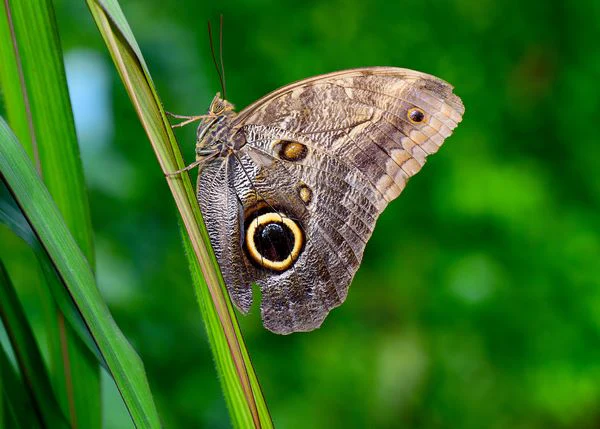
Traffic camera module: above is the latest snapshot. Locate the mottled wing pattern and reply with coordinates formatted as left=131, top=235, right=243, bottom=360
left=197, top=156, right=254, bottom=311
left=201, top=149, right=340, bottom=331
left=202, top=67, right=464, bottom=334
left=235, top=68, right=464, bottom=204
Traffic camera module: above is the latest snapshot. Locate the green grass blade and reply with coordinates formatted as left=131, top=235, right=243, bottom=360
left=181, top=233, right=273, bottom=425
left=0, top=187, right=105, bottom=368
left=0, top=261, right=70, bottom=428
left=85, top=1, right=272, bottom=426
left=0, top=1, right=100, bottom=426
left=0, top=341, right=41, bottom=429
left=0, top=2, right=95, bottom=255
left=0, top=346, right=2, bottom=426
left=0, top=1, right=31, bottom=157
left=0, top=118, right=161, bottom=428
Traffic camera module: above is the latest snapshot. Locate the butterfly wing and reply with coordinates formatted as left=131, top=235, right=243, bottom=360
left=234, top=67, right=463, bottom=211
left=200, top=67, right=464, bottom=334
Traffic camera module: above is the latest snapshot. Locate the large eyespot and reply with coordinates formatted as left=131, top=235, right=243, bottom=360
left=273, top=140, right=308, bottom=162
left=245, top=212, right=304, bottom=272
left=407, top=107, right=426, bottom=124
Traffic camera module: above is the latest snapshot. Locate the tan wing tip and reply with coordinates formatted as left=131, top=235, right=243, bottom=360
left=446, top=91, right=465, bottom=121
left=443, top=92, right=465, bottom=126
left=417, top=75, right=465, bottom=125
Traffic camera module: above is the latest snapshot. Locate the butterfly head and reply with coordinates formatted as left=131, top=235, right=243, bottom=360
left=208, top=92, right=234, bottom=116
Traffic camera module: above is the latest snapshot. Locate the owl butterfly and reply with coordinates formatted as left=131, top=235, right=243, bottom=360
left=186, top=67, right=464, bottom=334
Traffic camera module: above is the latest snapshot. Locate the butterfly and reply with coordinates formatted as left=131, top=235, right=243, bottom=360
left=178, top=67, right=464, bottom=334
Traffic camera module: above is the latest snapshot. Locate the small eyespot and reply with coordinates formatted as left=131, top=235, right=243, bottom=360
left=408, top=107, right=426, bottom=124
left=244, top=212, right=304, bottom=272
left=274, top=140, right=308, bottom=162
left=297, top=183, right=313, bottom=205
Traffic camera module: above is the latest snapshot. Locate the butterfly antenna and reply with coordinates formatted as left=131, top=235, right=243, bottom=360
left=219, top=14, right=227, bottom=100
left=208, top=20, right=226, bottom=99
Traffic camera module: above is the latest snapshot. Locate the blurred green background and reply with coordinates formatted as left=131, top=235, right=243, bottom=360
left=4, top=0, right=600, bottom=427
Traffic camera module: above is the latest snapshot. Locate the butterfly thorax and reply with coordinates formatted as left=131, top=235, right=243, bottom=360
left=195, top=94, right=243, bottom=160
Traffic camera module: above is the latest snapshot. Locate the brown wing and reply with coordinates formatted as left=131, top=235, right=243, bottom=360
left=220, top=67, right=464, bottom=334
left=235, top=67, right=463, bottom=202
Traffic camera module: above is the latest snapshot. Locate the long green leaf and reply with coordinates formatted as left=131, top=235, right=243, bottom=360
left=0, top=261, right=69, bottom=428
left=0, top=341, right=41, bottom=429
left=0, top=117, right=161, bottom=428
left=0, top=346, right=2, bottom=427
left=85, top=1, right=272, bottom=426
left=0, top=1, right=100, bottom=426
left=0, top=186, right=104, bottom=368
left=0, top=0, right=95, bottom=253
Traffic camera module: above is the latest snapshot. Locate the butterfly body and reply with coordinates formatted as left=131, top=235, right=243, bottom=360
left=194, top=67, right=464, bottom=334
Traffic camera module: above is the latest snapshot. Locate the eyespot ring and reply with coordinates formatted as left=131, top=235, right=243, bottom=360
left=407, top=107, right=426, bottom=124
left=245, top=212, right=304, bottom=272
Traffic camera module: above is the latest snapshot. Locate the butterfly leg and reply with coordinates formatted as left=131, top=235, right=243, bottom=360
left=164, top=151, right=219, bottom=177
left=164, top=160, right=203, bottom=177
left=166, top=111, right=207, bottom=128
